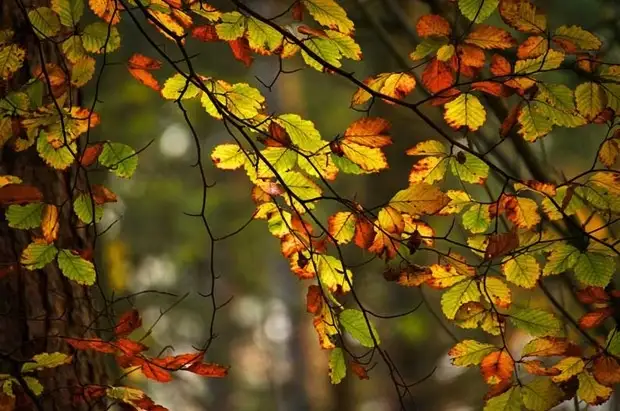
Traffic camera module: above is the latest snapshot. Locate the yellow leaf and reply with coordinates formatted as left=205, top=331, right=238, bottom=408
left=502, top=254, right=540, bottom=289
left=302, top=0, right=354, bottom=35
left=575, top=82, right=606, bottom=121
left=578, top=372, right=612, bottom=405
left=328, top=212, right=356, bottom=244
left=352, top=72, right=416, bottom=105
left=444, top=93, right=486, bottom=131
left=551, top=357, right=584, bottom=382
left=389, top=183, right=449, bottom=216
left=499, top=0, right=547, bottom=34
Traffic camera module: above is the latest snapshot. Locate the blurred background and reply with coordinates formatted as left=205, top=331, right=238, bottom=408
left=83, top=0, right=620, bottom=410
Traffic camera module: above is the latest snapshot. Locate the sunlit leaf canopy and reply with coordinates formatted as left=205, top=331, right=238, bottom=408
left=1, top=0, right=620, bottom=410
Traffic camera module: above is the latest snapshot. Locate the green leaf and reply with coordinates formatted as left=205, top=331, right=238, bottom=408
left=449, top=340, right=496, bottom=366
left=450, top=152, right=489, bottom=184
left=61, top=35, right=86, bottom=63
left=517, top=102, right=553, bottom=142
left=509, top=307, right=562, bottom=336
left=22, top=352, right=72, bottom=373
left=484, top=386, right=522, bottom=411
left=329, top=348, right=346, bottom=384
left=57, top=249, right=96, bottom=285
left=444, top=93, right=487, bottom=131
left=23, top=376, right=43, bottom=396
left=276, top=114, right=323, bottom=152
left=462, top=204, right=491, bottom=233
left=0, top=44, right=25, bottom=79
left=554, top=25, right=601, bottom=51
left=573, top=251, right=615, bottom=287
left=6, top=203, right=44, bottom=229
left=215, top=11, right=247, bottom=40
left=246, top=17, right=283, bottom=54
left=28, top=7, right=61, bottom=38
left=302, top=0, right=354, bottom=35
left=99, top=142, right=138, bottom=178
left=339, top=309, right=380, bottom=347
left=51, top=0, right=84, bottom=27
left=543, top=242, right=579, bottom=275
left=458, top=0, right=499, bottom=23
left=441, top=279, right=481, bottom=320
left=409, top=38, right=446, bottom=61
left=501, top=254, right=540, bottom=289
left=575, top=82, right=605, bottom=120
left=20, top=241, right=58, bottom=270
left=73, top=193, right=103, bottom=224
left=302, top=37, right=343, bottom=71
left=514, top=49, right=565, bottom=74
left=81, top=22, right=120, bottom=54
left=520, top=377, right=563, bottom=411
left=36, top=132, right=76, bottom=170
left=161, top=73, right=200, bottom=100
left=606, top=329, right=620, bottom=356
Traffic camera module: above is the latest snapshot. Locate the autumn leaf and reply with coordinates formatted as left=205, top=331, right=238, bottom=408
left=480, top=350, right=514, bottom=385
left=416, top=15, right=451, bottom=38
left=444, top=93, right=487, bottom=131
left=352, top=72, right=416, bottom=105
left=114, top=309, right=142, bottom=337
left=41, top=204, right=59, bottom=243
left=0, top=184, right=43, bottom=205
left=465, top=25, right=515, bottom=50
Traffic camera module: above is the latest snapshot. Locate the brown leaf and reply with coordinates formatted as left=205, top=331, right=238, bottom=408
left=484, top=231, right=519, bottom=260
left=91, top=184, right=117, bottom=205
left=0, top=184, right=43, bottom=205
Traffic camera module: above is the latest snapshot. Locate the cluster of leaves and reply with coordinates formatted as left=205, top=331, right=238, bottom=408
left=2, top=0, right=620, bottom=409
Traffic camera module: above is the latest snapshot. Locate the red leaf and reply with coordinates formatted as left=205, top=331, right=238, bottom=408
left=129, top=68, right=161, bottom=91
left=292, top=1, right=304, bottom=21
left=115, top=338, right=148, bottom=356
left=80, top=143, right=104, bottom=167
left=114, top=309, right=142, bottom=337
left=228, top=38, right=254, bottom=67
left=306, top=285, right=322, bottom=314
left=140, top=359, right=173, bottom=382
left=186, top=362, right=229, bottom=378
left=353, top=217, right=375, bottom=249
left=472, top=81, right=511, bottom=97
left=0, top=184, right=43, bottom=205
left=151, top=353, right=203, bottom=370
left=351, top=362, right=369, bottom=380
left=490, top=54, right=511, bottom=76
left=192, top=25, right=219, bottom=42
left=65, top=337, right=116, bottom=353
left=576, top=287, right=610, bottom=304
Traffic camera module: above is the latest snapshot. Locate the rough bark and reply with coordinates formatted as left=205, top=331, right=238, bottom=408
left=0, top=0, right=108, bottom=410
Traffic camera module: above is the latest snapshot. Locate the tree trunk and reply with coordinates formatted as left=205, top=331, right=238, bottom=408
left=0, top=1, right=108, bottom=410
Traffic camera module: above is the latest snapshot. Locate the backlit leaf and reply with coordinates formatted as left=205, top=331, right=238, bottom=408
left=73, top=193, right=103, bottom=224
left=551, top=357, right=584, bottom=382
left=329, top=348, right=346, bottom=384
left=578, top=372, right=612, bottom=405
left=499, top=0, right=547, bottom=33
left=441, top=280, right=481, bottom=319
left=339, top=308, right=380, bottom=347
left=575, top=82, right=605, bottom=121
left=51, top=0, right=84, bottom=27
left=22, top=353, right=72, bottom=373
left=352, top=72, right=416, bottom=105
left=328, top=212, right=356, bottom=244
left=416, top=15, right=451, bottom=38
left=481, top=350, right=514, bottom=385
left=449, top=340, right=496, bottom=366
left=444, top=93, right=486, bottom=131
left=389, top=183, right=449, bottom=216
left=302, top=0, right=354, bottom=35
left=99, top=142, right=138, bottom=178
left=28, top=7, right=61, bottom=39
left=521, top=377, right=563, bottom=411
left=41, top=204, right=59, bottom=243
left=554, top=25, right=601, bottom=52
left=81, top=22, right=120, bottom=53
left=465, top=25, right=515, bottom=50
left=502, top=254, right=540, bottom=289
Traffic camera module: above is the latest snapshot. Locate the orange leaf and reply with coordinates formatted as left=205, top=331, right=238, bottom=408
left=114, top=309, right=142, bottom=337
left=422, top=58, right=454, bottom=94
left=456, top=45, right=486, bottom=68
left=80, top=143, right=104, bottom=167
left=490, top=54, right=511, bottom=76
left=416, top=14, right=451, bottom=38
left=465, top=25, right=516, bottom=50
left=517, top=36, right=548, bottom=59
left=33, top=63, right=66, bottom=86
left=578, top=308, right=613, bottom=329
left=480, top=350, right=514, bottom=385
left=41, top=204, right=59, bottom=244
left=89, top=0, right=121, bottom=25
left=0, top=184, right=43, bottom=205
left=353, top=217, right=375, bottom=249
left=152, top=353, right=203, bottom=370
left=128, top=54, right=162, bottom=70
left=91, top=184, right=117, bottom=205
left=500, top=103, right=521, bottom=137
left=522, top=359, right=561, bottom=376
left=593, top=356, right=620, bottom=385
left=129, top=68, right=160, bottom=91
left=343, top=117, right=392, bottom=147
left=306, top=285, right=323, bottom=314
left=472, top=81, right=511, bottom=97
left=186, top=362, right=229, bottom=377
left=228, top=38, right=254, bottom=67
